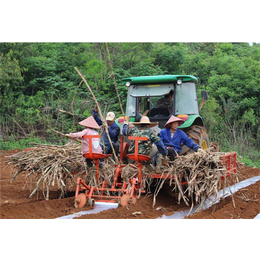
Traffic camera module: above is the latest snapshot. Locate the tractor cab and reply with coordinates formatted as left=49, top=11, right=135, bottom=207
left=122, top=75, right=202, bottom=129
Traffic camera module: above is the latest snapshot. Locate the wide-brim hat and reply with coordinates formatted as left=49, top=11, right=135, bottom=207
left=164, top=115, right=184, bottom=128
left=79, top=116, right=100, bottom=129
left=132, top=116, right=158, bottom=128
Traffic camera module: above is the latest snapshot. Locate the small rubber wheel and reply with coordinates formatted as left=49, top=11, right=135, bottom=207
left=74, top=193, right=86, bottom=208
left=120, top=194, right=130, bottom=207
left=88, top=198, right=95, bottom=208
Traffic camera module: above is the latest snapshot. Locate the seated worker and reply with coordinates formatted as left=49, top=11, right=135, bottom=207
left=66, top=116, right=102, bottom=166
left=122, top=116, right=168, bottom=168
left=156, top=90, right=174, bottom=113
left=160, top=115, right=204, bottom=161
left=92, top=108, right=120, bottom=155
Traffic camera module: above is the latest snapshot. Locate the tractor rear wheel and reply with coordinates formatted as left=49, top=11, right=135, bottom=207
left=180, top=125, right=210, bottom=155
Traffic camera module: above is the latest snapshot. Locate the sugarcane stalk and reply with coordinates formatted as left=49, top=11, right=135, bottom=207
left=51, top=129, right=81, bottom=143
left=74, top=67, right=119, bottom=163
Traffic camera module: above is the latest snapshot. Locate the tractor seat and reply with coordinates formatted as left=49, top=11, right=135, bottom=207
left=126, top=136, right=151, bottom=162
left=150, top=107, right=169, bottom=117
left=82, top=135, right=107, bottom=160
left=83, top=153, right=107, bottom=160
left=127, top=154, right=151, bottom=162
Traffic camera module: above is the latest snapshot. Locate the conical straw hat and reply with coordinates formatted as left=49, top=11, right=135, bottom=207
left=79, top=116, right=100, bottom=129
left=164, top=115, right=184, bottom=128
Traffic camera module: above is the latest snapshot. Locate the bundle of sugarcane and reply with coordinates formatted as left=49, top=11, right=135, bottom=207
left=149, top=150, right=239, bottom=210
left=85, top=161, right=115, bottom=188
left=8, top=142, right=85, bottom=200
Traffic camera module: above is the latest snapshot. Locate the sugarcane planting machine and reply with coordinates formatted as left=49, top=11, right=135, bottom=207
left=74, top=75, right=237, bottom=208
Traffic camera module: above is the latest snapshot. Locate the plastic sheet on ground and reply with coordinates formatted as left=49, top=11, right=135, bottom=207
left=254, top=213, right=260, bottom=219
left=56, top=202, right=118, bottom=219
left=158, top=175, right=260, bottom=219
left=56, top=175, right=260, bottom=219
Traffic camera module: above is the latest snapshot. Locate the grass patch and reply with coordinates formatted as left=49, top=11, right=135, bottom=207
left=0, top=136, right=50, bottom=150
left=238, top=154, right=260, bottom=168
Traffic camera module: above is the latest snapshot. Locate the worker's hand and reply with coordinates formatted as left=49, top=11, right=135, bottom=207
left=123, top=118, right=129, bottom=125
left=197, top=148, right=206, bottom=153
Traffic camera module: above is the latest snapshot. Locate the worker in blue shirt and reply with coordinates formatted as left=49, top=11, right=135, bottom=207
left=92, top=108, right=120, bottom=155
left=160, top=115, right=203, bottom=161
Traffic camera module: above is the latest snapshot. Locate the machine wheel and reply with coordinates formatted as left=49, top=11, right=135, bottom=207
left=88, top=198, right=95, bottom=208
left=74, top=193, right=86, bottom=208
left=180, top=125, right=210, bottom=155
left=120, top=194, right=130, bottom=207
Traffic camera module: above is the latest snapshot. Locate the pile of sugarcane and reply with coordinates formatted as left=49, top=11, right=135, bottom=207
left=8, top=141, right=118, bottom=200
left=8, top=143, right=237, bottom=210
left=151, top=150, right=238, bottom=210
left=8, top=142, right=86, bottom=199
left=121, top=150, right=238, bottom=210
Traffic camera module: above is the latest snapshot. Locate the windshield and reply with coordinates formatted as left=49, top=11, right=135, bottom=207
left=175, top=82, right=199, bottom=115
left=126, top=84, right=174, bottom=117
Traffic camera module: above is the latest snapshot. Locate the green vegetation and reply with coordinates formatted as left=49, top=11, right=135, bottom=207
left=1, top=42, right=260, bottom=167
left=0, top=136, right=44, bottom=150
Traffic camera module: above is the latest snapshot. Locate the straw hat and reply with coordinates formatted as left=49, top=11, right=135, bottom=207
left=132, top=116, right=158, bottom=128
left=164, top=115, right=184, bottom=128
left=79, top=116, right=100, bottom=129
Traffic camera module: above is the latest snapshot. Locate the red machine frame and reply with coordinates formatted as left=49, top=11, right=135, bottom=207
left=74, top=135, right=237, bottom=208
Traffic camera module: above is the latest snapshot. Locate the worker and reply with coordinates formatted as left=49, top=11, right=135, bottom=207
left=92, top=108, right=120, bottom=156
left=122, top=116, right=168, bottom=168
left=156, top=90, right=174, bottom=112
left=160, top=115, right=204, bottom=161
left=66, top=116, right=102, bottom=167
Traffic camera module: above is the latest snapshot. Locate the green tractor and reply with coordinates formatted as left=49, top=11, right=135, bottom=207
left=120, top=75, right=210, bottom=154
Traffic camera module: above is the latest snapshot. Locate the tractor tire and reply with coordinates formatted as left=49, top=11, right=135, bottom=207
left=180, top=125, right=210, bottom=155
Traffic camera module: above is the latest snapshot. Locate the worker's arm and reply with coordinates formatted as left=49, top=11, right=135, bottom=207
left=159, top=129, right=172, bottom=147
left=122, top=124, right=131, bottom=136
left=154, top=140, right=168, bottom=156
left=92, top=109, right=102, bottom=126
left=150, top=131, right=168, bottom=156
left=181, top=132, right=201, bottom=151
left=67, top=129, right=88, bottom=139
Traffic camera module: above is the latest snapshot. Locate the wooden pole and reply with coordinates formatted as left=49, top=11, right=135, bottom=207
left=51, top=129, right=81, bottom=143
left=74, top=67, right=119, bottom=162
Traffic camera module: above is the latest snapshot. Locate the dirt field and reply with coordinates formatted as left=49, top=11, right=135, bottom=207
left=1, top=149, right=260, bottom=219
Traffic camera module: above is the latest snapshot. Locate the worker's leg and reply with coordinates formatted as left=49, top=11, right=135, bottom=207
left=148, top=145, right=163, bottom=168
left=85, top=158, right=93, bottom=167
left=107, top=142, right=119, bottom=155
left=148, top=144, right=158, bottom=158
left=167, top=148, right=178, bottom=161
left=106, top=142, right=119, bottom=162
left=113, top=142, right=120, bottom=155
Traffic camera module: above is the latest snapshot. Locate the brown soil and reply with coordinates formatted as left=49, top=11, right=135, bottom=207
left=1, top=149, right=260, bottom=219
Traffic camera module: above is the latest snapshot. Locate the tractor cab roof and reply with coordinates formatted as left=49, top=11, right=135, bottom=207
left=122, top=75, right=198, bottom=85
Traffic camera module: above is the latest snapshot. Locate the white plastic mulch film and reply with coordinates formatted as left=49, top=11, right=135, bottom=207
left=56, top=175, right=260, bottom=219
